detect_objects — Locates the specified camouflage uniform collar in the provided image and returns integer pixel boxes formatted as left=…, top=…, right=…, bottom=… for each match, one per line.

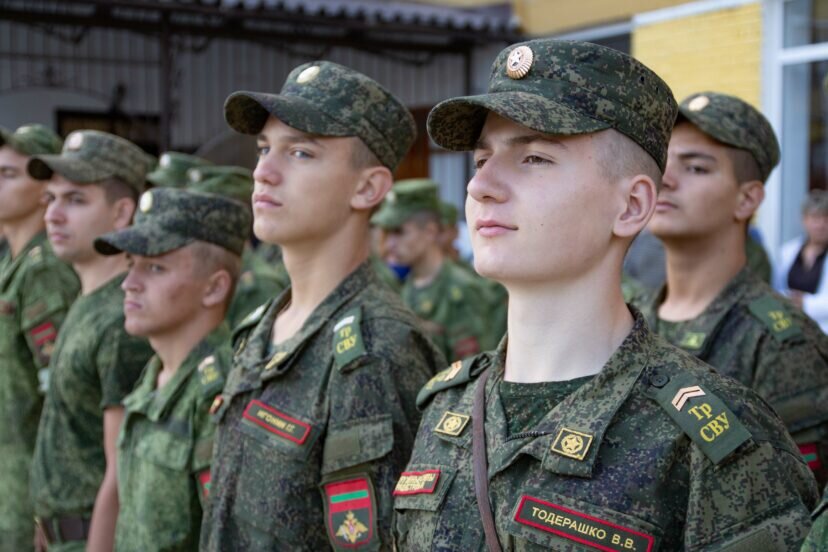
left=483, top=307, right=654, bottom=479
left=125, top=323, right=231, bottom=421
left=243, top=259, right=378, bottom=379
left=647, top=265, right=753, bottom=357
left=0, top=230, right=49, bottom=290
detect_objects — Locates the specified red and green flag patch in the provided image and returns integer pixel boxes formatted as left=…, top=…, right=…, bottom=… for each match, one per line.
left=323, top=475, right=375, bottom=550
left=799, top=443, right=821, bottom=471
left=198, top=469, right=211, bottom=498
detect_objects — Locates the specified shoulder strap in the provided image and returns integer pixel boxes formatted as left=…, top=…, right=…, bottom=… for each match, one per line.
left=472, top=367, right=503, bottom=552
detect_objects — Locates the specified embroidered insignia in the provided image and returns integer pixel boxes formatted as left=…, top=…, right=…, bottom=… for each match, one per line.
left=0, top=300, right=15, bottom=315
left=434, top=411, right=470, bottom=437
left=671, top=386, right=706, bottom=412
left=28, top=245, right=42, bottom=260
left=242, top=400, right=311, bottom=445
left=297, top=65, right=321, bottom=84
left=506, top=45, right=533, bottom=79
left=29, top=321, right=57, bottom=364
left=678, top=332, right=705, bottom=349
left=66, top=132, right=84, bottom=150
left=209, top=395, right=224, bottom=415
left=550, top=428, right=593, bottom=461
left=425, top=361, right=463, bottom=390
left=197, top=469, right=211, bottom=498
left=393, top=469, right=440, bottom=496
left=265, top=351, right=288, bottom=371
left=687, top=95, right=709, bottom=112
left=332, top=307, right=366, bottom=369
left=799, top=443, right=821, bottom=471
left=324, top=476, right=375, bottom=549
left=514, top=495, right=656, bottom=551
left=197, top=355, right=220, bottom=386
left=748, top=296, right=802, bottom=342
left=139, top=191, right=153, bottom=213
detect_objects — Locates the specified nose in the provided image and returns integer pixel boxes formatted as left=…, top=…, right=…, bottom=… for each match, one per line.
left=661, top=159, right=678, bottom=191
left=253, top=151, right=282, bottom=188
left=44, top=200, right=64, bottom=225
left=467, top=157, right=507, bottom=205
left=121, top=267, right=142, bottom=294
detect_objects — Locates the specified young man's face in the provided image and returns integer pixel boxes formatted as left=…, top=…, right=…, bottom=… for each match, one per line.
left=122, top=246, right=208, bottom=338
left=383, top=219, right=437, bottom=267
left=0, top=146, right=44, bottom=224
left=44, top=176, right=120, bottom=264
left=649, top=122, right=745, bottom=241
left=252, top=116, right=366, bottom=246
left=467, top=113, right=621, bottom=284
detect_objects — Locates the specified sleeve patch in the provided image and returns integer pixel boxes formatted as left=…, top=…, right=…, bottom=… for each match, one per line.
left=197, top=469, right=211, bottom=498
left=651, top=373, right=752, bottom=464
left=322, top=474, right=377, bottom=551
left=29, top=321, right=57, bottom=365
left=799, top=442, right=822, bottom=471
left=332, top=307, right=366, bottom=370
left=747, top=296, right=803, bottom=342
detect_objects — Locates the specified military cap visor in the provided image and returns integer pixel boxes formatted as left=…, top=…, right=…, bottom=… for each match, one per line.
left=27, top=154, right=117, bottom=183
left=428, top=91, right=610, bottom=152
left=224, top=91, right=355, bottom=139
left=94, top=225, right=194, bottom=257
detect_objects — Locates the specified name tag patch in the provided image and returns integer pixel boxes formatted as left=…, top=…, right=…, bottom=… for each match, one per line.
left=393, top=469, right=440, bottom=496
left=514, top=496, right=655, bottom=552
left=242, top=400, right=311, bottom=445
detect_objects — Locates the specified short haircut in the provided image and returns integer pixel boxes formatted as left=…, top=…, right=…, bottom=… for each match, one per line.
left=725, top=147, right=763, bottom=185
left=350, top=139, right=383, bottom=170
left=188, top=241, right=242, bottom=310
left=594, top=129, right=662, bottom=190
left=101, top=177, right=139, bottom=204
left=803, top=189, right=828, bottom=215
left=407, top=210, right=442, bottom=229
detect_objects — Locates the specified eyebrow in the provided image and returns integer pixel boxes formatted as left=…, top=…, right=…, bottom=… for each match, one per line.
left=257, top=133, right=325, bottom=148
left=677, top=152, right=716, bottom=163
left=474, top=133, right=568, bottom=151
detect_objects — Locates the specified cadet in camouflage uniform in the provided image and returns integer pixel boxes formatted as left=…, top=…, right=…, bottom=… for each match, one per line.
left=27, top=130, right=154, bottom=551
left=395, top=39, right=818, bottom=550
left=147, top=151, right=212, bottom=188
left=634, top=92, right=828, bottom=491
left=802, top=488, right=828, bottom=551
left=185, top=164, right=289, bottom=328
left=373, top=179, right=500, bottom=361
left=0, top=125, right=79, bottom=551
left=92, top=187, right=249, bottom=551
left=201, top=61, right=446, bottom=551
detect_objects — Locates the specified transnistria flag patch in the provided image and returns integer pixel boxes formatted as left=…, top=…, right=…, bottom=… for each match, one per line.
left=323, top=475, right=376, bottom=550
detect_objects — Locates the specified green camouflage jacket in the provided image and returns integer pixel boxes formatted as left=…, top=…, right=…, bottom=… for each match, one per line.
left=227, top=249, right=290, bottom=330
left=201, top=261, right=445, bottom=551
left=395, top=311, right=818, bottom=550
left=402, top=260, right=499, bottom=363
left=115, top=324, right=232, bottom=552
left=31, top=274, right=153, bottom=518
left=635, top=266, right=828, bottom=490
left=0, top=232, right=78, bottom=549
left=802, top=487, right=828, bottom=551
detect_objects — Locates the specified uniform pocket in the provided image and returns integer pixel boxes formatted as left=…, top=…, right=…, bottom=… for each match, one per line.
left=134, top=428, right=190, bottom=470
left=322, top=414, right=393, bottom=474
left=393, top=464, right=457, bottom=552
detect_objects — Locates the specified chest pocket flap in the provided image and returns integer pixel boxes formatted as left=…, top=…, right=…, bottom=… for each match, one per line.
left=134, top=428, right=191, bottom=471
left=322, top=414, right=393, bottom=475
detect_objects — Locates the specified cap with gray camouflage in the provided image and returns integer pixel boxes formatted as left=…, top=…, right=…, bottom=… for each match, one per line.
left=371, top=178, right=441, bottom=229
left=677, top=92, right=780, bottom=182
left=224, top=61, right=416, bottom=171
left=94, top=187, right=251, bottom=257
left=187, top=165, right=253, bottom=207
left=427, top=39, right=678, bottom=172
left=27, top=130, right=149, bottom=194
left=0, top=124, right=62, bottom=157
left=148, top=152, right=213, bottom=188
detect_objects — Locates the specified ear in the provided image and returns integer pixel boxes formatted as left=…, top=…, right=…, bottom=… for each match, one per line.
left=613, top=174, right=657, bottom=238
left=202, top=269, right=233, bottom=308
left=350, top=166, right=393, bottom=211
left=112, top=197, right=137, bottom=230
left=734, top=180, right=764, bottom=222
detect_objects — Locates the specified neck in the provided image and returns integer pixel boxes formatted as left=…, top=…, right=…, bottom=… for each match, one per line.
left=281, top=220, right=369, bottom=321
left=150, top=314, right=223, bottom=382
left=503, top=260, right=632, bottom=383
left=4, top=210, right=45, bottom=258
left=659, top=230, right=745, bottom=321
left=411, top=247, right=445, bottom=287
left=74, top=254, right=129, bottom=295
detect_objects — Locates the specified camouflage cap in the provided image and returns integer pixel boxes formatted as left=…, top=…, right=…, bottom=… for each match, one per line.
left=371, top=178, right=441, bottom=229
left=94, top=187, right=251, bottom=257
left=427, top=39, right=678, bottom=172
left=0, top=124, right=62, bottom=156
left=148, top=152, right=213, bottom=188
left=440, top=200, right=459, bottom=227
left=677, top=92, right=780, bottom=182
left=186, top=165, right=253, bottom=207
left=224, top=61, right=416, bottom=171
left=27, top=130, right=149, bottom=193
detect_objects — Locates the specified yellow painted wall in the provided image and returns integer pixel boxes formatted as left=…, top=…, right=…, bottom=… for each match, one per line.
left=632, top=3, right=763, bottom=106
left=513, top=0, right=687, bottom=36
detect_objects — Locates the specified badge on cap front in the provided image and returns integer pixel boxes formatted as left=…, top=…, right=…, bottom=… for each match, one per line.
left=139, top=191, right=153, bottom=212
left=190, top=169, right=202, bottom=182
left=688, top=95, right=710, bottom=112
left=159, top=154, right=171, bottom=168
left=506, top=46, right=533, bottom=80
left=66, top=133, right=84, bottom=151
left=297, top=66, right=320, bottom=84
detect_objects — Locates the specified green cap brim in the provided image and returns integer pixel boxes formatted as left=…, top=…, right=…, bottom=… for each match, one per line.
left=146, top=169, right=187, bottom=188
left=94, top=226, right=194, bottom=256
left=224, top=91, right=352, bottom=137
left=27, top=155, right=113, bottom=183
left=427, top=91, right=610, bottom=151
left=675, top=108, right=743, bottom=152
